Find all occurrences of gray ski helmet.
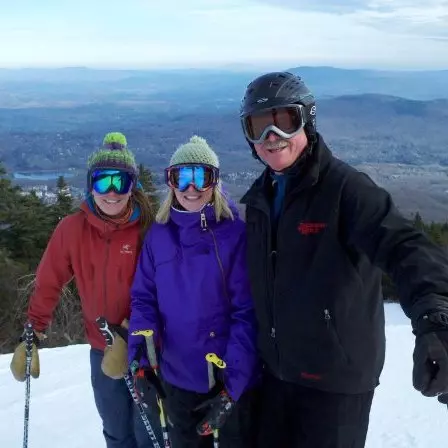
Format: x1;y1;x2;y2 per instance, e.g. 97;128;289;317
240;71;317;146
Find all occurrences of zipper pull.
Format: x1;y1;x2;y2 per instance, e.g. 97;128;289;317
270;327;276;338
324;309;331;328
200;211;207;231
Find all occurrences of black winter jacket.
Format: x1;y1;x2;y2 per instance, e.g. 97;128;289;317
240;134;448;394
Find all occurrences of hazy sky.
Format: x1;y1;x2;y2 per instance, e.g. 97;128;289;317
1;0;447;69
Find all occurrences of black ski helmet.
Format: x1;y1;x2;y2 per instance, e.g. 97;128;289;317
240;71;317;155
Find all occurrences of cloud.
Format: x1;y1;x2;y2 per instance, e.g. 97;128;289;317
254;0;448;37
427;36;448;41
354;0;448;37
252;0;368;14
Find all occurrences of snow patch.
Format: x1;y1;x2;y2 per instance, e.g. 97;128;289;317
0;304;446;447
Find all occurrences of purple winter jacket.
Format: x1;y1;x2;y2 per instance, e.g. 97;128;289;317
128;201;259;401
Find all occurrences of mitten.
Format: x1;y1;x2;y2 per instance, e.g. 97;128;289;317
10;328;44;382
101;318;129;379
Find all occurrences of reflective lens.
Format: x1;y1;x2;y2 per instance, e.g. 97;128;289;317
165;164;218;192
91;169;134;195
242;104;305;144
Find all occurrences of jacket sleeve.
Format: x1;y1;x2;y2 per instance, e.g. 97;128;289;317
340;169;448;327
27;218;74;332
128;229;161;367
223;224;259;401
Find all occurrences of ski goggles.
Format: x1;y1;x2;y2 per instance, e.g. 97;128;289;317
164;164;219;192
241;104;306;144
91;169;134;195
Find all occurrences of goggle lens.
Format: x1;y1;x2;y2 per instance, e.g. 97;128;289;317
92;170;134;195
165;165;218;192
242;105;305;143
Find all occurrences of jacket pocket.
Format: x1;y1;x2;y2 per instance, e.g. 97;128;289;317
323;308;350;365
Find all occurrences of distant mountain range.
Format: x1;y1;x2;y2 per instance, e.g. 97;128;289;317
286;66;448;100
0;66;447;107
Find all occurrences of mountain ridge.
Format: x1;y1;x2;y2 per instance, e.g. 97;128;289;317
0;66;448;100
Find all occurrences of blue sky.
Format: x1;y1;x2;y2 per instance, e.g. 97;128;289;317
1;0;447;69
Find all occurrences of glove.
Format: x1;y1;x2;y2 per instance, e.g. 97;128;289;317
131;366;166;404
127;332;150;371
101;318;129;379
412;311;448;397
438;393;448;405
10;327;45;382
133;367;154;408
195;390;236;436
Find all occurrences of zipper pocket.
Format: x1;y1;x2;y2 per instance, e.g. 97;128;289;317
323;309;350;364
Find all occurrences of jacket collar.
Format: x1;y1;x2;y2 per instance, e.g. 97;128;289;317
80;198;140;235
169;203;216;229
240;133;333;212
169;198;240;230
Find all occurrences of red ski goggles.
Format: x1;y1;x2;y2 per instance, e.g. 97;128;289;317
90;169;134;195
164;164;219;192
241;104;306;144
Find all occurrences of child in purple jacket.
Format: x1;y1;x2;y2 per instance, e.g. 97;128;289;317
128;136;259;448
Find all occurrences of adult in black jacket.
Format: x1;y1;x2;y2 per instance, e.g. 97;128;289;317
239;71;448;447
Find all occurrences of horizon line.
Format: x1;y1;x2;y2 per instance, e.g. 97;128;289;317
0;64;447;73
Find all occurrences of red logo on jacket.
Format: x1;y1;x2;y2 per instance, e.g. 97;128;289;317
300;371;323;381
298;222;327;235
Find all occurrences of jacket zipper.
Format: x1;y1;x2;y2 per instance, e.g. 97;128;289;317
324;309;331;328
245;196;282;377
271;185;307;380
103;238;111;320
200;211;207;231
200;208;229;362
269;248;282;378
201;209;228;302
261;186;281;379
271;211;284;380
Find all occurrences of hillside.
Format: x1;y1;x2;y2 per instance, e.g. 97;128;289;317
2;93;448;172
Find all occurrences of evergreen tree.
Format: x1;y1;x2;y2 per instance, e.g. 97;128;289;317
441;222;448;247
138;163;160;210
412;212;425;231
0;246;28;352
53;175;74;224
0;162;53;268
428;221;443;246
